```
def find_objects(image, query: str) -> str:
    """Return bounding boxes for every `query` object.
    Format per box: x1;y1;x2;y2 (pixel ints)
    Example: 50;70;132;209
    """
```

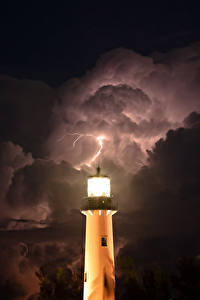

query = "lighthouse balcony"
81;197;118;211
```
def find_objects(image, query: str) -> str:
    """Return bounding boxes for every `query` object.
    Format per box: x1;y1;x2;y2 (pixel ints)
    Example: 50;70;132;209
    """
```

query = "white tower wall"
82;209;116;300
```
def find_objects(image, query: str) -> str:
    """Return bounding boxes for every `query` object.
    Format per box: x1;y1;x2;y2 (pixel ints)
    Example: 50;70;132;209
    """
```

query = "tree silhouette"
142;267;170;300
116;256;171;300
36;256;200;300
172;257;200;300
36;265;82;300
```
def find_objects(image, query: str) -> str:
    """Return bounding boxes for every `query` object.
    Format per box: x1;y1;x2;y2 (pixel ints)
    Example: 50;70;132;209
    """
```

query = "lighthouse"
81;167;118;300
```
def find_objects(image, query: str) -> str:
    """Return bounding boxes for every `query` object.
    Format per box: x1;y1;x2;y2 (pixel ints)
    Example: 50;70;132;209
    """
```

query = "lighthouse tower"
81;167;118;300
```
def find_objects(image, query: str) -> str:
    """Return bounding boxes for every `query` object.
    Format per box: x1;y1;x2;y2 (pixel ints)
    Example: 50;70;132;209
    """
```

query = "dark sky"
0;2;200;85
1;2;200;299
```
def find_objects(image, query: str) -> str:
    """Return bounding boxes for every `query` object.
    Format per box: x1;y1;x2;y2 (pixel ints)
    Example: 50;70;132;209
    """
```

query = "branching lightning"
58;131;105;168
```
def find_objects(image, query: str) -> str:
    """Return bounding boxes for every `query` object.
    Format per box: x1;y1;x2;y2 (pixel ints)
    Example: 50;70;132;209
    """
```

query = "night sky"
1;2;200;299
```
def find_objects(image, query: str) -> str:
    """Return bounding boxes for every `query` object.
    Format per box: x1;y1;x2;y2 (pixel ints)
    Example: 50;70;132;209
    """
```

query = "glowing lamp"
87;176;110;197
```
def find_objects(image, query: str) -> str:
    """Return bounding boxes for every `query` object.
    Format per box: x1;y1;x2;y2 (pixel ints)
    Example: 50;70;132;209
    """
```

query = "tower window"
101;236;107;247
84;272;87;282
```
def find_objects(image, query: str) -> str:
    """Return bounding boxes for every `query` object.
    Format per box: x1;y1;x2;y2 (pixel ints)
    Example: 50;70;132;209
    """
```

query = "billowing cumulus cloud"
0;142;33;220
46;44;200;173
1;44;200;298
0;156;84;230
117;112;200;267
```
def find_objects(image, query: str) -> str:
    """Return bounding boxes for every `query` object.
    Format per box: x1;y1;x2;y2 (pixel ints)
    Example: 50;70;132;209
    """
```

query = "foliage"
117;256;171;300
36;265;82;300
171;257;200;300
36;256;200;300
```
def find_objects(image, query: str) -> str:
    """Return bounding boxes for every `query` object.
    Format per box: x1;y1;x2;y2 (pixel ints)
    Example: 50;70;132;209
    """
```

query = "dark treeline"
35;256;200;300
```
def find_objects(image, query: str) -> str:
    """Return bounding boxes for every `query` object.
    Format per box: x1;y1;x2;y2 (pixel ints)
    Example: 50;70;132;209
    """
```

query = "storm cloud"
1;43;200;298
47;44;200;172
117;112;200;268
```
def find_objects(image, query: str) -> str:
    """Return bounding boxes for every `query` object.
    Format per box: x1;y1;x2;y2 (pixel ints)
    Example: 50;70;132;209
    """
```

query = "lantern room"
81;166;117;211
87;176;110;197
87;166;111;198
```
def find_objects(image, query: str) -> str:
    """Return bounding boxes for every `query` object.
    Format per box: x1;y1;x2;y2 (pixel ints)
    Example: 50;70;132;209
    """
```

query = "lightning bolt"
58;131;106;169
90;136;104;164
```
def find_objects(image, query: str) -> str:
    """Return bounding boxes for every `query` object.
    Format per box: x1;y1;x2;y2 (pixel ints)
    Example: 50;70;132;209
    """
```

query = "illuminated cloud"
47;44;200;172
1;44;200;298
